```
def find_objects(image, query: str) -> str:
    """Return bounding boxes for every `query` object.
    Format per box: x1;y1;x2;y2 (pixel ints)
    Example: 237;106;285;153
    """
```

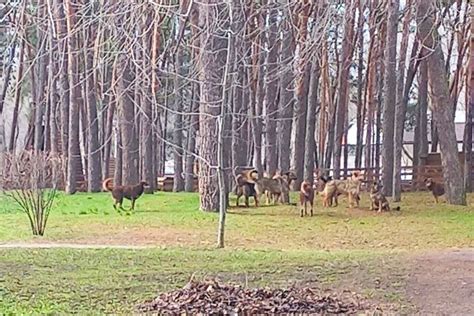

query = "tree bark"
119;54;139;185
84;16;102;192
333;0;355;179
364;45;376;176
416;0;466;205
320;41;333;171
0;39;16;115
231;50;248;170
418;60;429;164
141;11;157;193
185;6;200;192
102;72;115;180
303;59;320;183
54;0;70;160
113;124;122;186
292;0;311;187
463;13;473;192
355;0;365;169
251;8;266;174
264;1;280;176
413;60;429;175
8;34;25;152
33;25;48;152
393;2;414;201
381;0;399;195
173;47;185;192
65;0;81;194
198;0;226;212
277;3;295;173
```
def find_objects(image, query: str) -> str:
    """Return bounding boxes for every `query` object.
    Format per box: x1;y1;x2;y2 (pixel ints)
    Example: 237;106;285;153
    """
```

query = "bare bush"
0;151;64;236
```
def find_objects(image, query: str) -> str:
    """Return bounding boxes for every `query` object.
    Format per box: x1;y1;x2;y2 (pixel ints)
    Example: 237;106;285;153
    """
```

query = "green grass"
0;191;472;250
0;191;472;313
0;248;406;314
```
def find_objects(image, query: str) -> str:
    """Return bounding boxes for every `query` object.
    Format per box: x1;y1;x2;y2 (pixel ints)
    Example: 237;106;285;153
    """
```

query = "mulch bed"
137;279;378;315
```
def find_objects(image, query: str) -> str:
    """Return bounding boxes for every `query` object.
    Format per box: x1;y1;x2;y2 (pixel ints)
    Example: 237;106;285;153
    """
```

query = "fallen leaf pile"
137;279;374;315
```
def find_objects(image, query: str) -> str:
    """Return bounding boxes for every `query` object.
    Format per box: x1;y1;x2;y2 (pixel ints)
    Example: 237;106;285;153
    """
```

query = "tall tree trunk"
141;10;157;193
364;44;376;176
119;53;139;185
292;0;311;187
84;16;102;192
34;25;48;152
198;0;226;212
80;97;88;182
102;80;115;179
231;53;247;170
355;0;365;169
416;0;466;205
320;41;333;172
65;0;81;194
173;48;185;192
418;60;429;165
172;4;187;192
0;39;16;115
333;0;355;179
375;63;384;173
381;0;399;195
113;124;122;186
277;3;295;173
392;2;413;201
303;59;320;183
49;59;59;155
431;124;439;152
8;35;25;152
185;6;200;192
413;61;429;183
185;98;199;192
54;0;70;181
252;10;266;174
264;1;279;176
463;12;474;192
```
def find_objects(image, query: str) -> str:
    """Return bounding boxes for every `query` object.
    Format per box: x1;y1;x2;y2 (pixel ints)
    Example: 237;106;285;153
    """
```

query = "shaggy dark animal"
424;178;445;203
102;178;149;212
234;169;259;207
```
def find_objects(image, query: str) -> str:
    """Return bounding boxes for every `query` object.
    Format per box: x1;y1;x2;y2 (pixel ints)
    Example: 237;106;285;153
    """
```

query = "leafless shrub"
0;151;64;236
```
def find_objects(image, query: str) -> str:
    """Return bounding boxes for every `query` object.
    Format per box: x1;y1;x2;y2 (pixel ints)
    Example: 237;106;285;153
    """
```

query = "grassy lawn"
0;248;408;314
0;191;472;313
0;191;472;250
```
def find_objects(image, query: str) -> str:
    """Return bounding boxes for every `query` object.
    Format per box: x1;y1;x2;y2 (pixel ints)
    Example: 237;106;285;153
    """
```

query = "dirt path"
407;249;474;315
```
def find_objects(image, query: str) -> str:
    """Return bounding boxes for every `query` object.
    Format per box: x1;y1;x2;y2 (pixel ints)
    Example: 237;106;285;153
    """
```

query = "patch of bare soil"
408;249;474;315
